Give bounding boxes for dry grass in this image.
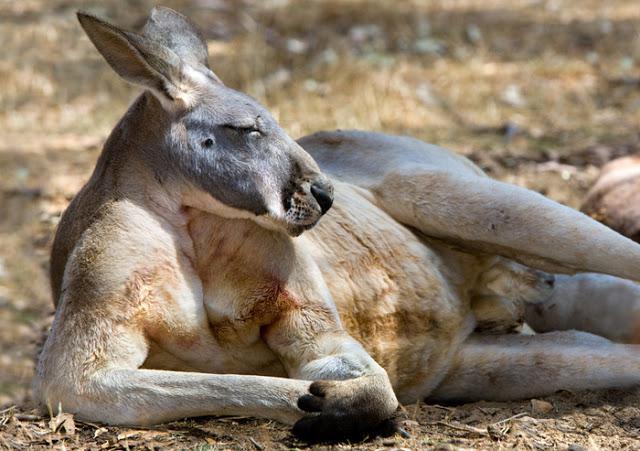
[1,0,640,448]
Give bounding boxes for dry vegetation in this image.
[1,0,640,449]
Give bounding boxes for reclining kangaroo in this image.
[34,7,640,441]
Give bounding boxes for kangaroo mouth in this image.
[270,178,333,236]
[281,195,331,236]
[285,219,321,237]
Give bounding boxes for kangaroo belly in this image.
[306,183,474,395]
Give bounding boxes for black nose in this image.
[310,182,333,214]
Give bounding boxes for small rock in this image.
[620,57,634,71]
[586,51,599,64]
[264,68,291,87]
[531,399,554,414]
[303,79,330,95]
[348,24,381,44]
[319,48,338,65]
[414,38,444,55]
[501,84,526,107]
[15,167,29,181]
[285,38,307,54]
[567,444,584,451]
[466,24,482,44]
[382,438,396,446]
[599,20,612,35]
[416,83,438,106]
[362,51,395,68]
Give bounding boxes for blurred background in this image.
[1,0,640,447]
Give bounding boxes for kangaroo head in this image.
[78,7,333,236]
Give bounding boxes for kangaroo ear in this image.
[141,7,212,72]
[77,11,198,107]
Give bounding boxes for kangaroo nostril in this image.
[544,274,555,288]
[310,182,333,214]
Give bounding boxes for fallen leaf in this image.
[49,411,75,435]
[531,399,554,414]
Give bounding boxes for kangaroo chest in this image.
[142,211,305,376]
[143,190,474,391]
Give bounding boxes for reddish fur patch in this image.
[207,281,304,346]
[261,290,338,354]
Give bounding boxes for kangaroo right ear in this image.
[77,11,189,108]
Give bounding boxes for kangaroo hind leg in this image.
[427,331,640,403]
[374,169,640,281]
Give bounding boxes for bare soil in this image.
[1,0,640,449]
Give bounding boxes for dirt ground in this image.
[1,0,640,449]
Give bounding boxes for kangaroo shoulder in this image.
[52,195,176,305]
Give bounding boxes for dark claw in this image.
[374,418,400,438]
[297,393,324,412]
[309,381,327,397]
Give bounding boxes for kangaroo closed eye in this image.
[223,124,263,135]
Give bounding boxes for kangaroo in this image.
[34,7,640,442]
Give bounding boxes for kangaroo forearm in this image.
[276,330,386,381]
[72,369,311,426]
